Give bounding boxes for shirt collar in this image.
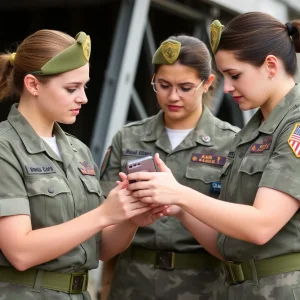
[7,104,73,157]
[142,106,216,146]
[237,84,300,145]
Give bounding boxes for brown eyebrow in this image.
[158,78,195,85]
[222,68,238,73]
[67,79,90,85]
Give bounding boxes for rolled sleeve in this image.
[0,157,30,217]
[0,198,30,216]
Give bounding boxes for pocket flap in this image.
[239,155,269,175]
[25,176,70,197]
[80,176,101,196]
[185,164,221,183]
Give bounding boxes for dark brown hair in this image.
[218,12,300,76]
[154,35,215,105]
[0,29,75,100]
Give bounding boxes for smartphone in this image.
[125,155,157,183]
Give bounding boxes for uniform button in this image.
[146,131,152,136]
[250,166,254,173]
[48,187,55,194]
[160,216,168,223]
[202,135,211,143]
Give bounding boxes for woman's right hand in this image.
[99,180,152,226]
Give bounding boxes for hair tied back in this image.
[286,22,298,37]
[9,52,16,66]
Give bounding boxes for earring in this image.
[269,76,274,80]
[33,91,37,96]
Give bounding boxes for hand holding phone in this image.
[125,156,157,183]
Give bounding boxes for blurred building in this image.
[0,1,299,299]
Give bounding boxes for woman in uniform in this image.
[100,35,239,300]
[126,12,300,300]
[0,29,161,300]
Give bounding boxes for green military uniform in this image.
[101,105,239,300]
[0,104,103,300]
[218,84,300,299]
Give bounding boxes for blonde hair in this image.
[0,29,75,101]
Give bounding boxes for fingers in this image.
[127,172,155,183]
[132,189,152,198]
[113,179,129,190]
[131,201,151,210]
[151,205,168,214]
[127,180,152,191]
[154,153,171,173]
[119,172,127,182]
[130,205,153,218]
[136,196,155,204]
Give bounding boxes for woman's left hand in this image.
[127,153,184,205]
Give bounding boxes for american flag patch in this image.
[288,124,300,157]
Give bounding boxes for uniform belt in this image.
[0,266,88,294]
[224,252,300,284]
[122,246,222,270]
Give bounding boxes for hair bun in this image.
[286,22,298,37]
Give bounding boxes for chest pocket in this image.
[184,163,222,197]
[80,176,102,204]
[238,154,270,204]
[80,176,102,244]
[25,176,71,229]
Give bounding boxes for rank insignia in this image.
[288,123,300,157]
[100,146,113,178]
[79,161,96,176]
[250,136,273,153]
[161,40,181,64]
[191,153,226,166]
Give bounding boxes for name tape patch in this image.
[191,153,226,166]
[26,165,56,175]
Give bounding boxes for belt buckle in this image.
[224,261,238,284]
[223,261,243,284]
[155,251,175,270]
[69,273,87,294]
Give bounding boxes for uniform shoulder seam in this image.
[214,118,240,133]
[123,115,156,128]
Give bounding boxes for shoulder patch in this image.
[288,123,300,157]
[100,146,113,178]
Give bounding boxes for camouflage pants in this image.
[0,282,91,300]
[108,256,226,300]
[225,271,300,300]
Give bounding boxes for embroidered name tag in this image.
[250,136,273,153]
[79,161,96,176]
[122,149,152,157]
[191,153,226,166]
[26,165,56,175]
[210,181,221,193]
